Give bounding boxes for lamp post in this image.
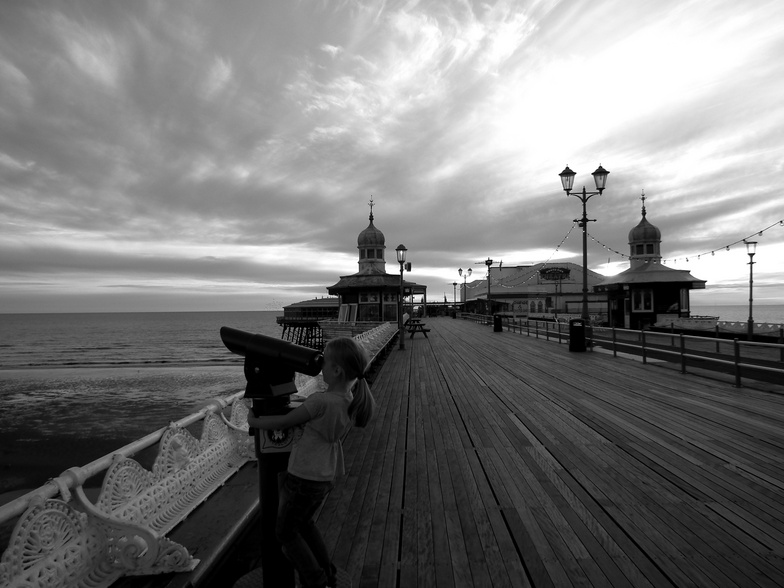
[452,282,458,307]
[458,267,472,311]
[745,240,757,341]
[396,244,407,350]
[558,164,610,321]
[485,258,493,315]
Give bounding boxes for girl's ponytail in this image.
[326,337,376,428]
[349,376,375,428]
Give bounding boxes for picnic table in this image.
[406,320,430,338]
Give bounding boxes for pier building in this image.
[327,204,427,322]
[276,297,339,348]
[463,262,607,319]
[596,194,706,330]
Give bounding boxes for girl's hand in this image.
[247,405,312,431]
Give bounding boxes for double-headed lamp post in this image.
[745,240,757,341]
[558,164,610,321]
[396,244,407,350]
[458,267,472,310]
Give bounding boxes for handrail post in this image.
[641,329,647,364]
[546,321,549,341]
[780,328,784,362]
[612,326,617,358]
[680,333,687,374]
[734,338,742,388]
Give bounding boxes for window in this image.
[636,244,644,255]
[360,292,379,303]
[680,288,689,311]
[632,289,653,312]
[383,304,398,321]
[646,244,654,254]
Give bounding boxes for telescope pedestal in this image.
[257,450,295,586]
[253,397,296,587]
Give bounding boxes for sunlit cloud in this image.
[0,0,782,313]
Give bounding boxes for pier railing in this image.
[0,322,398,588]
[485,316,784,389]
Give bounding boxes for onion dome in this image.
[628,191,662,269]
[357,199,387,274]
[358,214,385,247]
[628,211,661,243]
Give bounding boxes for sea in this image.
[0,311,282,499]
[689,304,784,325]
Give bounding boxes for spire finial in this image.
[368,196,375,221]
[640,189,646,217]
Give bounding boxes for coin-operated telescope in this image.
[220,326,323,398]
[220,326,325,588]
[220,326,324,452]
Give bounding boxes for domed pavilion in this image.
[327,201,427,322]
[595,193,706,329]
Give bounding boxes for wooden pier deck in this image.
[317,316,784,587]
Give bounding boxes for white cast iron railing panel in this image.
[0,393,248,588]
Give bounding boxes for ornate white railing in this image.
[0,323,398,588]
[0,392,251,587]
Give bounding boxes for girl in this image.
[247,336,375,588]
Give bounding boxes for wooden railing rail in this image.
[487,316,784,389]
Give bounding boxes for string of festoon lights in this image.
[495,222,579,288]
[492,218,783,290]
[587,219,784,265]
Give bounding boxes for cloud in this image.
[0,0,783,313]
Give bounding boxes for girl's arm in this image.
[248,403,312,430]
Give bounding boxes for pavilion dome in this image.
[628,214,661,244]
[627,192,662,270]
[358,216,385,247]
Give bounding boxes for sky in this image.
[1,0,782,314]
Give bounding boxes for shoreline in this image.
[0,362,242,373]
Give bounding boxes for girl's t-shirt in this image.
[288,390,353,481]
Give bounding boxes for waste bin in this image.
[493,314,502,332]
[568,318,586,352]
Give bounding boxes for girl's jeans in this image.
[276,472,335,588]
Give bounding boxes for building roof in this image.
[283,297,339,309]
[327,274,413,291]
[595,262,706,290]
